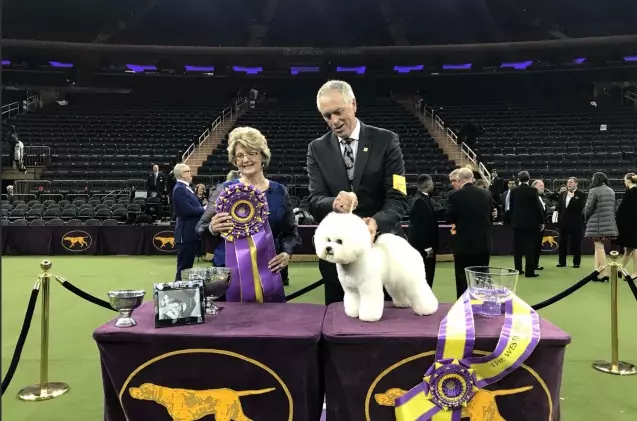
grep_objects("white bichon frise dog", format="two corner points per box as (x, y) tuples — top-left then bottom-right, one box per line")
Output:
(315, 212), (439, 322)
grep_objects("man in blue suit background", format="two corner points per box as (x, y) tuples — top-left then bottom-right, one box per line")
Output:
(172, 163), (205, 280)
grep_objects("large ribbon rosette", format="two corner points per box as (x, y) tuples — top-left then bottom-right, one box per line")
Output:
(215, 183), (285, 303)
(395, 291), (541, 420)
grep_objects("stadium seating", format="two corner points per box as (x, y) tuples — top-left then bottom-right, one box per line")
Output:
(197, 98), (455, 198)
(2, 93), (228, 180)
(435, 103), (637, 188)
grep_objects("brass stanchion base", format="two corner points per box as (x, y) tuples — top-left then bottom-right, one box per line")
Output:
(592, 360), (637, 376)
(17, 382), (70, 401)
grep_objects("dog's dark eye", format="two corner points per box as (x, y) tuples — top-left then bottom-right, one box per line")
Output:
(326, 238), (331, 242)
(335, 239), (343, 244)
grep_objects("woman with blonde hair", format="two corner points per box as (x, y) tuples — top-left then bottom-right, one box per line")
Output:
(196, 126), (300, 287)
(584, 172), (618, 282)
(616, 172), (637, 278)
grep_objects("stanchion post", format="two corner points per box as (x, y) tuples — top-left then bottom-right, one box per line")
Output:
(592, 251), (637, 376)
(17, 260), (70, 401)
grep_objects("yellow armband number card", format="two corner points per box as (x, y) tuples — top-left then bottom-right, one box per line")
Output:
(393, 174), (407, 195)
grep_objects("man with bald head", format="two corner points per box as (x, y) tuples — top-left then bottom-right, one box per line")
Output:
(445, 168), (493, 298)
(307, 80), (409, 304)
(172, 163), (205, 280)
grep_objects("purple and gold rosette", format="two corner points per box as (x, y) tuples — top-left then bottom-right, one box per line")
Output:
(215, 183), (285, 303)
(395, 291), (541, 420)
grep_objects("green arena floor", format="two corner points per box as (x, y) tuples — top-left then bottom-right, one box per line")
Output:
(2, 255), (636, 420)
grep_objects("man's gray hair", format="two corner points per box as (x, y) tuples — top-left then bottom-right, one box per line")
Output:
(531, 179), (543, 187)
(316, 80), (356, 109)
(457, 168), (474, 181)
(173, 163), (189, 180)
(449, 169), (460, 178)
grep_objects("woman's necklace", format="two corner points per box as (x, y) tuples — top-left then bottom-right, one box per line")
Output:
(241, 177), (269, 192)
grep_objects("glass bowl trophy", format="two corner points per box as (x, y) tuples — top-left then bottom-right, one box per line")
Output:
(180, 267), (232, 315)
(465, 266), (519, 318)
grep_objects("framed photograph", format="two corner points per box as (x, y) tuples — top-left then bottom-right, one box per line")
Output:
(153, 280), (205, 328)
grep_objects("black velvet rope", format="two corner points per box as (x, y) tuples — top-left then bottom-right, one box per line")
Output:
(55, 276), (116, 312)
(285, 279), (325, 301)
(624, 274), (637, 302)
(531, 270), (600, 311)
(1, 286), (40, 395)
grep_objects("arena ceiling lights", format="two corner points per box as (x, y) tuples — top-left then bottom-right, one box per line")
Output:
(290, 66), (319, 75)
(336, 66), (366, 74)
(233, 66), (262, 74)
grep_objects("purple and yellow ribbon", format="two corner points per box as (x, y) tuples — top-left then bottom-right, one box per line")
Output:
(395, 291), (541, 421)
(216, 183), (285, 303)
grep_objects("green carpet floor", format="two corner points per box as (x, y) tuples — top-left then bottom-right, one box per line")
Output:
(2, 255), (636, 420)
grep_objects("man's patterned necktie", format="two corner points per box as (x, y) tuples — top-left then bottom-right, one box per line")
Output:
(341, 138), (355, 181)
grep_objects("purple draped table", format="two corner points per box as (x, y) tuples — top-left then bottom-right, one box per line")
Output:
(93, 301), (325, 421)
(322, 302), (571, 421)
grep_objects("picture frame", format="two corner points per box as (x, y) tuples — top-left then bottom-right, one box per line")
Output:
(153, 280), (205, 328)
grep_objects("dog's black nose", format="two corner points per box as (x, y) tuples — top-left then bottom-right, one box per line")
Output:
(325, 246), (333, 253)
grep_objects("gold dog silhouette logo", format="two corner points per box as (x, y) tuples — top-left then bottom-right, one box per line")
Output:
(129, 383), (275, 421)
(120, 349), (293, 421)
(61, 230), (92, 252)
(375, 386), (533, 421)
(153, 230), (176, 252)
(365, 350), (553, 421)
(541, 229), (559, 252)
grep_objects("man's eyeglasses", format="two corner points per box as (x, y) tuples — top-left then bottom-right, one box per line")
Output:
(235, 151), (260, 161)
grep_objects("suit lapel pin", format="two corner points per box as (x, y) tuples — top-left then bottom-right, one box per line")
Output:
(363, 147), (368, 152)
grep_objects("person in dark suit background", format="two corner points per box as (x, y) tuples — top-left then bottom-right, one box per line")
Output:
(408, 174), (438, 288)
(445, 168), (492, 298)
(172, 163), (205, 280)
(531, 179), (548, 271)
(166, 159), (178, 222)
(147, 164), (166, 198)
(510, 171), (545, 278)
(307, 80), (409, 305)
(500, 179), (516, 224)
(554, 177), (586, 268)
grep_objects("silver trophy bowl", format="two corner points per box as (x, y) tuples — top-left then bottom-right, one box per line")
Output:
(181, 267), (232, 315)
(107, 290), (145, 327)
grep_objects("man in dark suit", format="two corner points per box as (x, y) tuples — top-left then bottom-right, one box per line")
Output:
(307, 80), (409, 305)
(510, 171), (545, 278)
(445, 168), (492, 298)
(408, 175), (438, 288)
(172, 163), (205, 280)
(554, 177), (586, 268)
(500, 179), (516, 224)
(532, 179), (548, 271)
(147, 164), (166, 198)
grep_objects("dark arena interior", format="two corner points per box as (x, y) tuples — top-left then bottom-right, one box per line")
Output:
(1, 1), (637, 421)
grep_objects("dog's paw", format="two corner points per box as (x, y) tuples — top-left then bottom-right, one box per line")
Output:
(358, 306), (383, 322)
(392, 298), (410, 308)
(344, 305), (359, 318)
(358, 311), (382, 322)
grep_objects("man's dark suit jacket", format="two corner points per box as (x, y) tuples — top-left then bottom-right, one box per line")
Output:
(306, 122), (408, 235)
(510, 184), (545, 230)
(445, 183), (492, 256)
(172, 182), (205, 244)
(555, 190), (586, 228)
(408, 191), (438, 253)
(147, 172), (166, 194)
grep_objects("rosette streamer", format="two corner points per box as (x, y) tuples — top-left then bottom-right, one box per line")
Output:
(395, 291), (541, 420)
(215, 183), (285, 303)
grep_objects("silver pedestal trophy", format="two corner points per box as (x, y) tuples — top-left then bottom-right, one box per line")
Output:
(107, 290), (145, 327)
(181, 267), (232, 315)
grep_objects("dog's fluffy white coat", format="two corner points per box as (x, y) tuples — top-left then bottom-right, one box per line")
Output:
(315, 212), (439, 322)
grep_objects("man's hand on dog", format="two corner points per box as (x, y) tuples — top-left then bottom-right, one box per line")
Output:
(333, 191), (358, 213)
(362, 217), (378, 244)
